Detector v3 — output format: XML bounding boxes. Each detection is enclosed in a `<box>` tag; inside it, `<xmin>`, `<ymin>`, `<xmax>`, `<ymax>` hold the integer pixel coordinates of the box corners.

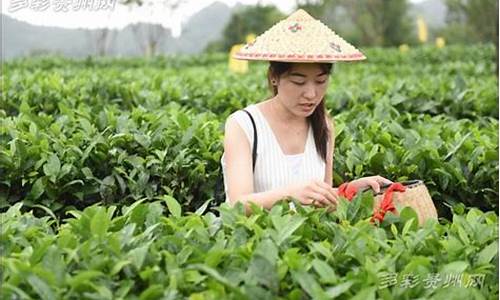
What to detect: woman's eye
<box><xmin>291</xmin><ymin>80</ymin><xmax>326</xmax><ymax>85</ymax></box>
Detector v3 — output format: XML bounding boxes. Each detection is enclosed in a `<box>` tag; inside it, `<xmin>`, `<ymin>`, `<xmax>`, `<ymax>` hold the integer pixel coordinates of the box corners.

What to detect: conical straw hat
<box><xmin>233</xmin><ymin>9</ymin><xmax>366</xmax><ymax>63</ymax></box>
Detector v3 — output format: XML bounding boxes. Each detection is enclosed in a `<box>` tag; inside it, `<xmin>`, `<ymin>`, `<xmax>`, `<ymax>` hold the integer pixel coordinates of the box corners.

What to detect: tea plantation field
<box><xmin>1</xmin><ymin>45</ymin><xmax>498</xmax><ymax>299</ymax></box>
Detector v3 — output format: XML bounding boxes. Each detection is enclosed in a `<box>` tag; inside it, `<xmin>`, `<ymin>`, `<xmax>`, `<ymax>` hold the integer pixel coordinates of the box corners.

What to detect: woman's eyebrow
<box><xmin>289</xmin><ymin>71</ymin><xmax>328</xmax><ymax>77</ymax></box>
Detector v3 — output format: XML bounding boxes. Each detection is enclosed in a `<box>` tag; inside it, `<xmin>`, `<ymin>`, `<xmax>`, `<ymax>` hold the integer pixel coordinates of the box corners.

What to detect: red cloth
<box><xmin>338</xmin><ymin>182</ymin><xmax>358</xmax><ymax>201</ymax></box>
<box><xmin>371</xmin><ymin>182</ymin><xmax>406</xmax><ymax>223</ymax></box>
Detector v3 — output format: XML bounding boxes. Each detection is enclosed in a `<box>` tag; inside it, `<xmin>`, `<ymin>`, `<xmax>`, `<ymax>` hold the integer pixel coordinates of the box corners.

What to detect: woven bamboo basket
<box><xmin>371</xmin><ymin>180</ymin><xmax>438</xmax><ymax>226</ymax></box>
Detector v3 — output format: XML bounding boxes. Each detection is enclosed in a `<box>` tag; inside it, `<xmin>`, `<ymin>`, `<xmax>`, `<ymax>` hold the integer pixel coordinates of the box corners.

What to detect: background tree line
<box><xmin>206</xmin><ymin>0</ymin><xmax>498</xmax><ymax>51</ymax></box>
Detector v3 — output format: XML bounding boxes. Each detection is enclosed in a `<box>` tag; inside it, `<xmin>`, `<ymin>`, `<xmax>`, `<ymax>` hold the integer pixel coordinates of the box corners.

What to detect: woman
<box><xmin>221</xmin><ymin>9</ymin><xmax>392</xmax><ymax>211</ymax></box>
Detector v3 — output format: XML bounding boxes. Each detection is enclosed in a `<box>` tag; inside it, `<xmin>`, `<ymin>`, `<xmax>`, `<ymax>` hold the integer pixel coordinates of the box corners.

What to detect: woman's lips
<box><xmin>299</xmin><ymin>103</ymin><xmax>315</xmax><ymax>111</ymax></box>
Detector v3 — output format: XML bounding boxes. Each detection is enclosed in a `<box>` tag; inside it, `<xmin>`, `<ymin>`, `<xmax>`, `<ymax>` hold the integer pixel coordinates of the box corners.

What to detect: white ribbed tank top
<box><xmin>221</xmin><ymin>104</ymin><xmax>326</xmax><ymax>203</ymax></box>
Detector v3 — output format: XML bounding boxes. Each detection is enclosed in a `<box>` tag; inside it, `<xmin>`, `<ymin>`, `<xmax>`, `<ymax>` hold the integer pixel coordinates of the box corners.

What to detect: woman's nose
<box><xmin>303</xmin><ymin>84</ymin><xmax>317</xmax><ymax>99</ymax></box>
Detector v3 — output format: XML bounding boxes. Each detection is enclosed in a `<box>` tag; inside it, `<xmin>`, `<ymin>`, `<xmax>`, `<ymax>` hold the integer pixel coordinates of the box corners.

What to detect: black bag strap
<box><xmin>242</xmin><ymin>109</ymin><xmax>257</xmax><ymax>172</ymax></box>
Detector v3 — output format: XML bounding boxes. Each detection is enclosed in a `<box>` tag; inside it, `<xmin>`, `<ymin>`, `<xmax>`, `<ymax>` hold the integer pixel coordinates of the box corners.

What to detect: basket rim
<box><xmin>372</xmin><ymin>179</ymin><xmax>424</xmax><ymax>196</ymax></box>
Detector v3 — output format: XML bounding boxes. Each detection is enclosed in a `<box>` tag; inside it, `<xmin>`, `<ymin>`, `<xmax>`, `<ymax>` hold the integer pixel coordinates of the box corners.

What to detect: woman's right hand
<box><xmin>288</xmin><ymin>180</ymin><xmax>339</xmax><ymax>208</ymax></box>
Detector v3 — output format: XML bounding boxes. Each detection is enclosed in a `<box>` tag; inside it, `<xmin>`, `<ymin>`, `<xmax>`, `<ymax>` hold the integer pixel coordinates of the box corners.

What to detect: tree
<box><xmin>444</xmin><ymin>0</ymin><xmax>498</xmax><ymax>75</ymax></box>
<box><xmin>294</xmin><ymin>0</ymin><xmax>325</xmax><ymax>19</ymax></box>
<box><xmin>85</xmin><ymin>9</ymin><xmax>117</xmax><ymax>56</ymax></box>
<box><xmin>130</xmin><ymin>22</ymin><xmax>168</xmax><ymax>57</ymax></box>
<box><xmin>206</xmin><ymin>4</ymin><xmax>285</xmax><ymax>52</ymax></box>
<box><xmin>295</xmin><ymin>0</ymin><xmax>415</xmax><ymax>47</ymax></box>
<box><xmin>119</xmin><ymin>0</ymin><xmax>185</xmax><ymax>57</ymax></box>
<box><xmin>445</xmin><ymin>0</ymin><xmax>498</xmax><ymax>43</ymax></box>
<box><xmin>87</xmin><ymin>28</ymin><xmax>117</xmax><ymax>56</ymax></box>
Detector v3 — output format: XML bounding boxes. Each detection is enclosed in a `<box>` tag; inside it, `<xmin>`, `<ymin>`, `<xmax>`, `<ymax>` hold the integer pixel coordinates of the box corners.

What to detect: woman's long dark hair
<box><xmin>267</xmin><ymin>61</ymin><xmax>333</xmax><ymax>162</ymax></box>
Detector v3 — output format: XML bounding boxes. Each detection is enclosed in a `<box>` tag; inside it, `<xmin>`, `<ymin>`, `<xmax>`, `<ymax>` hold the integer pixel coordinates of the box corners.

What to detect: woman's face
<box><xmin>274</xmin><ymin>63</ymin><xmax>330</xmax><ymax>117</ymax></box>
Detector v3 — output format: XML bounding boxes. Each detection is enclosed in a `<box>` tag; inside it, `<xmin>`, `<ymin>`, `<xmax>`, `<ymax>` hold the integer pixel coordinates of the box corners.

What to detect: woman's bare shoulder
<box><xmin>224</xmin><ymin>113</ymin><xmax>250</xmax><ymax>148</ymax></box>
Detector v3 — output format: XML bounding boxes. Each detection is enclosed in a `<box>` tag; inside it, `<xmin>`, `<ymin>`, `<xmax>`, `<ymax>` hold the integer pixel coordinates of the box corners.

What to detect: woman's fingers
<box><xmin>308</xmin><ymin>189</ymin><xmax>339</xmax><ymax>208</ymax></box>
<box><xmin>368</xmin><ymin>176</ymin><xmax>394</xmax><ymax>193</ymax></box>
<box><xmin>302</xmin><ymin>192</ymin><xmax>320</xmax><ymax>206</ymax></box>
<box><xmin>306</xmin><ymin>177</ymin><xmax>395</xmax><ymax>208</ymax></box>
<box><xmin>308</xmin><ymin>192</ymin><xmax>330</xmax><ymax>207</ymax></box>
<box><xmin>367</xmin><ymin>180</ymin><xmax>381</xmax><ymax>193</ymax></box>
<box><xmin>314</xmin><ymin>181</ymin><xmax>339</xmax><ymax>205</ymax></box>
<box><xmin>375</xmin><ymin>175</ymin><xmax>393</xmax><ymax>186</ymax></box>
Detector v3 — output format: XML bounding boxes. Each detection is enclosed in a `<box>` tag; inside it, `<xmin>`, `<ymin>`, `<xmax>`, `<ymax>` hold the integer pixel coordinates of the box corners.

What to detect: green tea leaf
<box><xmin>163</xmin><ymin>195</ymin><xmax>182</xmax><ymax>218</ymax></box>
<box><xmin>27</xmin><ymin>274</ymin><xmax>55</xmax><ymax>300</ymax></box>
<box><xmin>43</xmin><ymin>154</ymin><xmax>60</xmax><ymax>181</ymax></box>
<box><xmin>402</xmin><ymin>218</ymin><xmax>416</xmax><ymax>236</ymax></box>
<box><xmin>325</xmin><ymin>281</ymin><xmax>354</xmax><ymax>298</ymax></box>
<box><xmin>477</xmin><ymin>241</ymin><xmax>499</xmax><ymax>265</ymax></box>
<box><xmin>246</xmin><ymin>255</ymin><xmax>279</xmax><ymax>292</ymax></box>
<box><xmin>272</xmin><ymin>215</ymin><xmax>305</xmax><ymax>245</ymax></box>
<box><xmin>312</xmin><ymin>259</ymin><xmax>337</xmax><ymax>284</ymax></box>
<box><xmin>1</xmin><ymin>283</ymin><xmax>32</xmax><ymax>299</ymax></box>
<box><xmin>139</xmin><ymin>284</ymin><xmax>164</xmax><ymax>300</ymax></box>
<box><xmin>128</xmin><ymin>244</ymin><xmax>150</xmax><ymax>270</ymax></box>
<box><xmin>68</xmin><ymin>270</ymin><xmax>104</xmax><ymax>288</ymax></box>
<box><xmin>188</xmin><ymin>264</ymin><xmax>243</xmax><ymax>296</ymax></box>
<box><xmin>194</xmin><ymin>199</ymin><xmax>211</xmax><ymax>216</ymax></box>
<box><xmin>254</xmin><ymin>238</ymin><xmax>279</xmax><ymax>264</ymax></box>
<box><xmin>29</xmin><ymin>178</ymin><xmax>45</xmax><ymax>200</ymax></box>
<box><xmin>90</xmin><ymin>207</ymin><xmax>109</xmax><ymax>238</ymax></box>
<box><xmin>351</xmin><ymin>286</ymin><xmax>376</xmax><ymax>300</ymax></box>
<box><xmin>440</xmin><ymin>261</ymin><xmax>469</xmax><ymax>274</ymax></box>
<box><xmin>111</xmin><ymin>260</ymin><xmax>132</xmax><ymax>276</ymax></box>
<box><xmin>291</xmin><ymin>270</ymin><xmax>329</xmax><ymax>300</ymax></box>
<box><xmin>94</xmin><ymin>285</ymin><xmax>113</xmax><ymax>300</ymax></box>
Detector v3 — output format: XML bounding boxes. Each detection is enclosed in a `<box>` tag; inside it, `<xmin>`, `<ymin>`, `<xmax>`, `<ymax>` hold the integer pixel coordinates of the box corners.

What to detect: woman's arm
<box><xmin>223</xmin><ymin>115</ymin><xmax>292</xmax><ymax>212</ymax></box>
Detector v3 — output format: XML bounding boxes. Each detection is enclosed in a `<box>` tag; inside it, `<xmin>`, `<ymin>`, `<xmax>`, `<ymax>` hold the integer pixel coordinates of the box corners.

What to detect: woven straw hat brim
<box><xmin>234</xmin><ymin>9</ymin><xmax>366</xmax><ymax>63</ymax></box>
<box><xmin>233</xmin><ymin>54</ymin><xmax>366</xmax><ymax>63</ymax></box>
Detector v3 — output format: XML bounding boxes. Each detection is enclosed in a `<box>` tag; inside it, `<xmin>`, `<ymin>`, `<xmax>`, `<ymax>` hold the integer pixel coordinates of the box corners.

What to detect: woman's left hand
<box><xmin>348</xmin><ymin>175</ymin><xmax>393</xmax><ymax>194</ymax></box>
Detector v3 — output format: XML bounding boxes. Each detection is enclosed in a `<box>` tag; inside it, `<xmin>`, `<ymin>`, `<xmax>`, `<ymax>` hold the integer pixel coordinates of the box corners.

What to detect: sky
<box><xmin>2</xmin><ymin>0</ymin><xmax>426</xmax><ymax>37</ymax></box>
